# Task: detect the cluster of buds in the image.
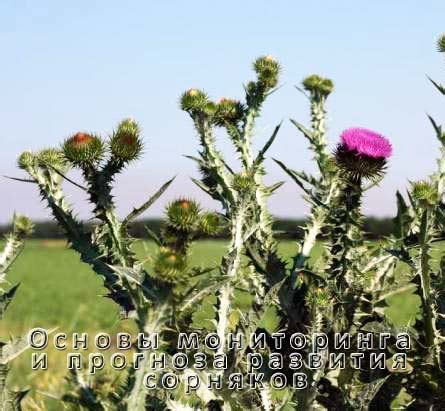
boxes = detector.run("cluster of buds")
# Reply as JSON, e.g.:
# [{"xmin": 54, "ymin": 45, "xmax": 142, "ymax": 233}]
[
  {"xmin": 214, "ymin": 98, "xmax": 244, "ymax": 126},
  {"xmin": 253, "ymin": 55, "xmax": 281, "ymax": 90},
  {"xmin": 165, "ymin": 198, "xmax": 222, "ymax": 236},
  {"xmin": 18, "ymin": 148, "xmax": 68, "ymax": 176},
  {"xmin": 302, "ymin": 74, "xmax": 334, "ymax": 100},
  {"xmin": 180, "ymin": 90, "xmax": 244, "ymax": 127},
  {"xmin": 154, "ymin": 199, "xmax": 223, "ymax": 283},
  {"xmin": 334, "ymin": 127, "xmax": 392, "ymax": 182},
  {"xmin": 61, "ymin": 118, "xmax": 144, "ymax": 169}
]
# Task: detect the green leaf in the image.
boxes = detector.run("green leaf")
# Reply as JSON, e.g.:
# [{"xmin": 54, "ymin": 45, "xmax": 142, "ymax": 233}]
[
  {"xmin": 0, "ymin": 327, "xmax": 57, "ymax": 364},
  {"xmin": 274, "ymin": 159, "xmax": 323, "ymax": 206},
  {"xmin": 183, "ymin": 154, "xmax": 204, "ymax": 167},
  {"xmin": 428, "ymin": 76, "xmax": 445, "ymax": 95},
  {"xmin": 191, "ymin": 294, "xmax": 217, "ymax": 330},
  {"xmin": 122, "ymin": 177, "xmax": 175, "ymax": 227},
  {"xmin": 191, "ymin": 177, "xmax": 213, "ymax": 197},
  {"xmin": 3, "ymin": 175, "xmax": 38, "ymax": 184},
  {"xmin": 144, "ymin": 225, "xmax": 161, "ymax": 246},
  {"xmin": 290, "ymin": 118, "xmax": 314, "ymax": 141},
  {"xmin": 258, "ymin": 305, "xmax": 281, "ymax": 333},
  {"xmin": 393, "ymin": 190, "xmax": 410, "ymax": 239},
  {"xmin": 253, "ymin": 122, "xmax": 282, "ymax": 167},
  {"xmin": 0, "ymin": 284, "xmax": 20, "ymax": 319},
  {"xmin": 427, "ymin": 114, "xmax": 444, "ymax": 142},
  {"xmin": 265, "ymin": 181, "xmax": 285, "ymax": 195},
  {"xmin": 233, "ymin": 288, "xmax": 254, "ymax": 311}
]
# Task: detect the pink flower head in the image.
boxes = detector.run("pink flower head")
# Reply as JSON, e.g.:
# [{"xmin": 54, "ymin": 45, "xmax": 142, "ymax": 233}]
[
  {"xmin": 340, "ymin": 127, "xmax": 392, "ymax": 159},
  {"xmin": 335, "ymin": 127, "xmax": 392, "ymax": 181}
]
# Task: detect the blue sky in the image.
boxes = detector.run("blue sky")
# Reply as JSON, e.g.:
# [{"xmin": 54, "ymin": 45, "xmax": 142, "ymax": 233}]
[{"xmin": 1, "ymin": 0, "xmax": 444, "ymax": 223}]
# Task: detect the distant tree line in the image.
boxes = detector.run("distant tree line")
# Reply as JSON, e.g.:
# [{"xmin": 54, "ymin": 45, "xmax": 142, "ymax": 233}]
[{"xmin": 0, "ymin": 217, "xmax": 395, "ymax": 240}]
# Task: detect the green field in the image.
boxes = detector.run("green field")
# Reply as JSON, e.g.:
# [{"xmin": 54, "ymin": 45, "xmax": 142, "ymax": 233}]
[{"xmin": 1, "ymin": 239, "xmax": 421, "ymax": 409}]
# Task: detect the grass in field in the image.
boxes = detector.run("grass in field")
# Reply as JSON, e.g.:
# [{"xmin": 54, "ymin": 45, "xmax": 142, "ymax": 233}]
[{"xmin": 0, "ymin": 239, "xmax": 422, "ymax": 409}]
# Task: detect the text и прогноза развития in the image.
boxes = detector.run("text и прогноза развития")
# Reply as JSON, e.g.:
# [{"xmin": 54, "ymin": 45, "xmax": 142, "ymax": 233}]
[{"xmin": 28, "ymin": 328, "xmax": 411, "ymax": 386}]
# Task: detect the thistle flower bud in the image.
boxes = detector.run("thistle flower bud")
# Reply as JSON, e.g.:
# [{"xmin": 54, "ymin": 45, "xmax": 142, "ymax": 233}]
[
  {"xmin": 17, "ymin": 151, "xmax": 36, "ymax": 170},
  {"xmin": 232, "ymin": 172, "xmax": 255, "ymax": 193},
  {"xmin": 204, "ymin": 101, "xmax": 217, "ymax": 117},
  {"xmin": 110, "ymin": 118, "xmax": 143, "ymax": 162},
  {"xmin": 253, "ymin": 55, "xmax": 281, "ymax": 89},
  {"xmin": 199, "ymin": 212, "xmax": 223, "ymax": 235},
  {"xmin": 307, "ymin": 287, "xmax": 330, "ymax": 307},
  {"xmin": 166, "ymin": 198, "xmax": 200, "ymax": 231},
  {"xmin": 214, "ymin": 98, "xmax": 244, "ymax": 126},
  {"xmin": 302, "ymin": 74, "xmax": 334, "ymax": 98},
  {"xmin": 154, "ymin": 247, "xmax": 187, "ymax": 282},
  {"xmin": 62, "ymin": 132, "xmax": 104, "ymax": 166},
  {"xmin": 437, "ymin": 34, "xmax": 445, "ymax": 53},
  {"xmin": 37, "ymin": 148, "xmax": 68, "ymax": 169},
  {"xmin": 335, "ymin": 128, "xmax": 392, "ymax": 181},
  {"xmin": 180, "ymin": 88, "xmax": 209, "ymax": 113},
  {"xmin": 12, "ymin": 214, "xmax": 34, "ymax": 237},
  {"xmin": 411, "ymin": 180, "xmax": 439, "ymax": 207}
]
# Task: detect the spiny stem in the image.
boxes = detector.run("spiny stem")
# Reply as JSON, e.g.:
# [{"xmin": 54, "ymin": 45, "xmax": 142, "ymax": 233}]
[
  {"xmin": 216, "ymin": 204, "xmax": 246, "ymax": 357},
  {"xmin": 418, "ymin": 209, "xmax": 436, "ymax": 350}
]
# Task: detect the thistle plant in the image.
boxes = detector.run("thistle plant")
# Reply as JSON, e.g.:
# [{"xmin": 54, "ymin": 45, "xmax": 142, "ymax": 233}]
[
  {"xmin": 181, "ymin": 56, "xmax": 286, "ymax": 345},
  {"xmin": 376, "ymin": 33, "xmax": 445, "ymax": 408},
  {"xmin": 274, "ymin": 72, "xmax": 402, "ymax": 409},
  {"xmin": 17, "ymin": 120, "xmax": 176, "ymax": 409},
  {"xmin": 16, "ymin": 120, "xmax": 228, "ymax": 409},
  {"xmin": 274, "ymin": 74, "xmax": 337, "ymax": 335},
  {"xmin": 328, "ymin": 128, "xmax": 392, "ymax": 330},
  {"xmin": 58, "ymin": 199, "xmax": 222, "ymax": 411},
  {"xmin": 0, "ymin": 214, "xmax": 33, "ymax": 411}
]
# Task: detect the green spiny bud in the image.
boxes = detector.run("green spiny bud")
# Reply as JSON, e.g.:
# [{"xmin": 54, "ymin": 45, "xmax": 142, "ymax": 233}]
[
  {"xmin": 214, "ymin": 98, "xmax": 244, "ymax": 126},
  {"xmin": 13, "ymin": 214, "xmax": 34, "ymax": 237},
  {"xmin": 302, "ymin": 74, "xmax": 334, "ymax": 98},
  {"xmin": 307, "ymin": 287, "xmax": 330, "ymax": 307},
  {"xmin": 232, "ymin": 172, "xmax": 255, "ymax": 193},
  {"xmin": 17, "ymin": 151, "xmax": 36, "ymax": 170},
  {"xmin": 437, "ymin": 34, "xmax": 445, "ymax": 53},
  {"xmin": 110, "ymin": 118, "xmax": 144, "ymax": 162},
  {"xmin": 166, "ymin": 198, "xmax": 200, "ymax": 231},
  {"xmin": 411, "ymin": 180, "xmax": 439, "ymax": 207},
  {"xmin": 180, "ymin": 89, "xmax": 209, "ymax": 113},
  {"xmin": 62, "ymin": 132, "xmax": 105, "ymax": 166},
  {"xmin": 199, "ymin": 212, "xmax": 223, "ymax": 235},
  {"xmin": 37, "ymin": 148, "xmax": 68, "ymax": 169},
  {"xmin": 154, "ymin": 247, "xmax": 187, "ymax": 282},
  {"xmin": 253, "ymin": 55, "xmax": 281, "ymax": 89},
  {"xmin": 204, "ymin": 101, "xmax": 217, "ymax": 117}
]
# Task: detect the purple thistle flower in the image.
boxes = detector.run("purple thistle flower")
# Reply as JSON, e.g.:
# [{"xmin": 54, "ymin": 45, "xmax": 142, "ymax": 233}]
[
  {"xmin": 335, "ymin": 127, "xmax": 392, "ymax": 181},
  {"xmin": 340, "ymin": 127, "xmax": 392, "ymax": 159}
]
